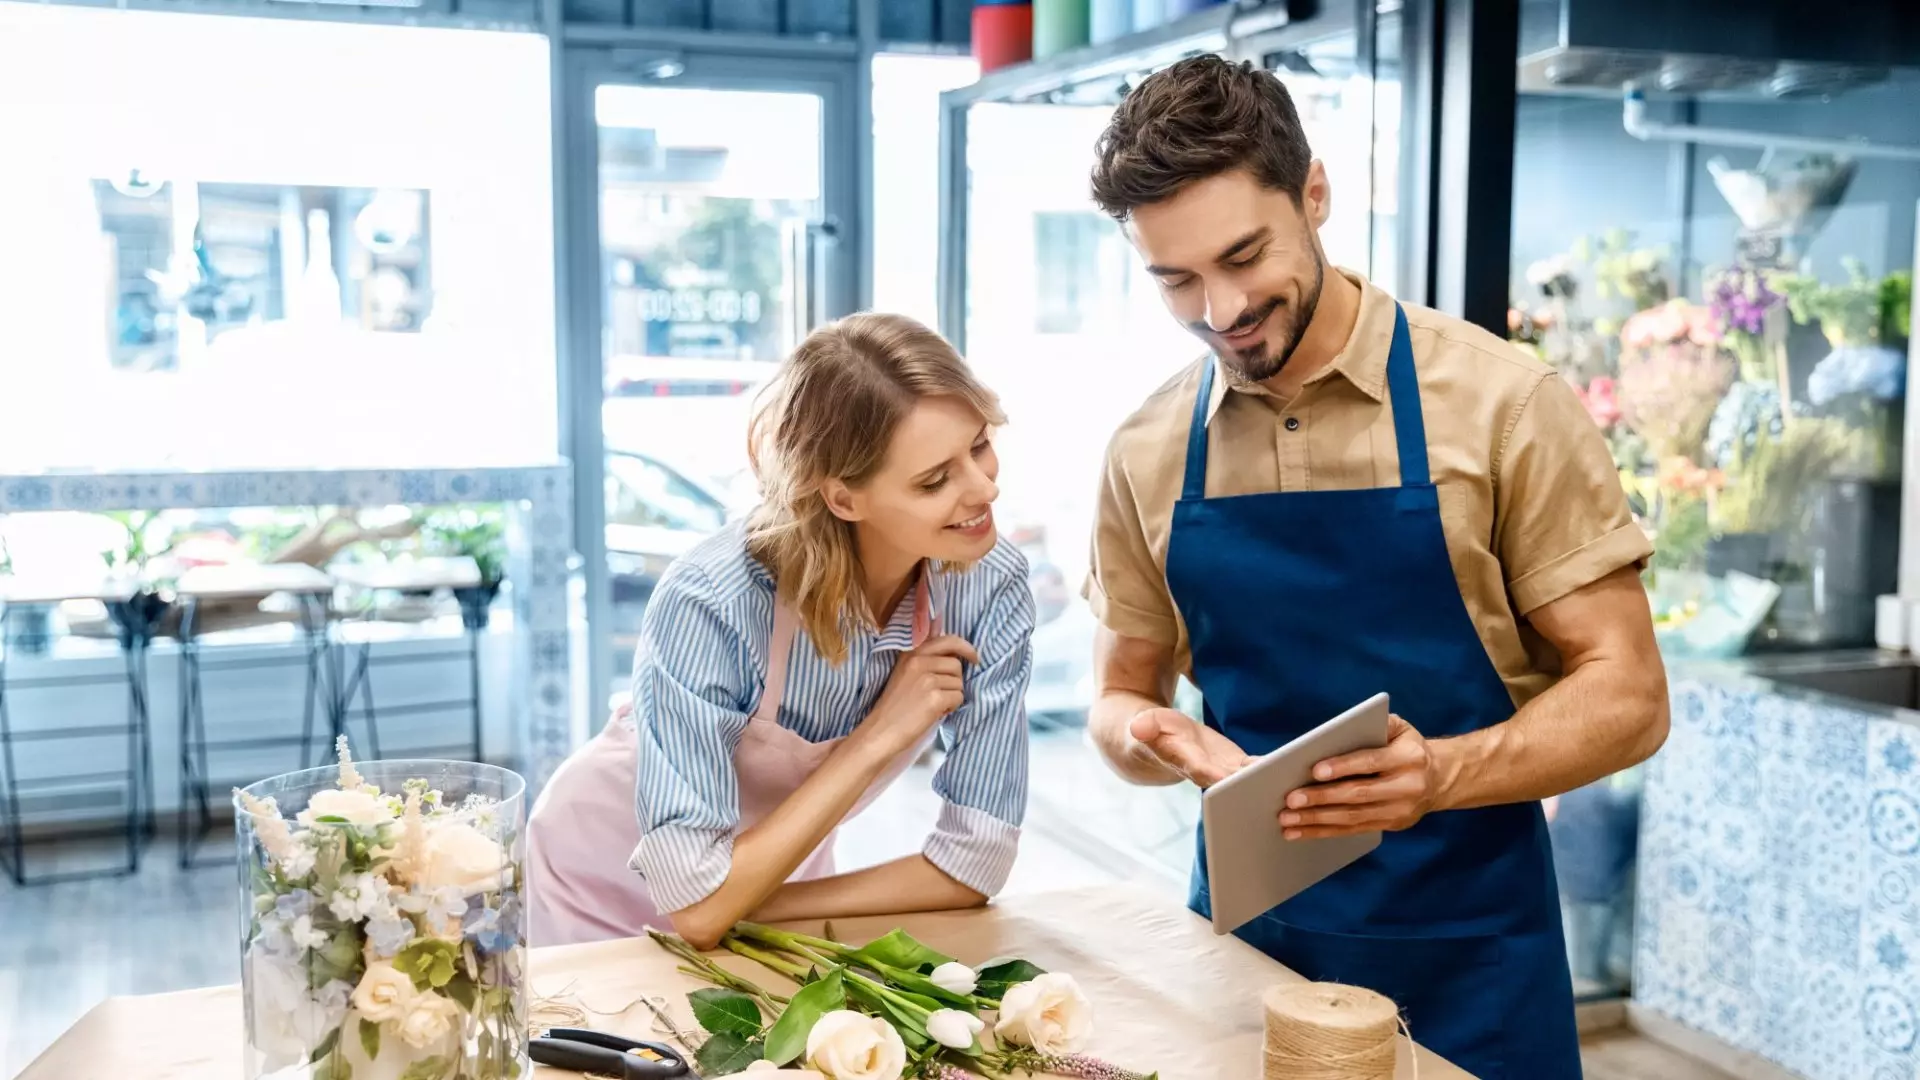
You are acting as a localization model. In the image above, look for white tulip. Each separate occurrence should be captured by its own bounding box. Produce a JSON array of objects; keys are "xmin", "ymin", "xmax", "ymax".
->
[
  {"xmin": 745, "ymin": 1063, "xmax": 826, "ymax": 1076},
  {"xmin": 805, "ymin": 1010, "xmax": 907, "ymax": 1080},
  {"xmin": 929, "ymin": 962, "xmax": 978, "ymax": 995},
  {"xmin": 926, "ymin": 1009, "xmax": 986, "ymax": 1050},
  {"xmin": 993, "ymin": 973, "xmax": 1093, "ymax": 1055}
]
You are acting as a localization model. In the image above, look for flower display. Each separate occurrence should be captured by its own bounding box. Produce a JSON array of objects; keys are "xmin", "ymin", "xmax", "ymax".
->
[
  {"xmin": 650, "ymin": 924, "xmax": 1156, "ymax": 1080},
  {"xmin": 236, "ymin": 739, "xmax": 527, "ymax": 1080},
  {"xmin": 1808, "ymin": 344, "xmax": 1906, "ymax": 407},
  {"xmin": 1576, "ymin": 376, "xmax": 1623, "ymax": 430},
  {"xmin": 1616, "ymin": 302, "xmax": 1736, "ymax": 463},
  {"xmin": 1704, "ymin": 381, "xmax": 1786, "ymax": 469}
]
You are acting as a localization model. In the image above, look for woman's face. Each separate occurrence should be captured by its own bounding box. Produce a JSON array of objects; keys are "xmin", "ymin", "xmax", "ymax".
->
[{"xmin": 828, "ymin": 394, "xmax": 1000, "ymax": 566}]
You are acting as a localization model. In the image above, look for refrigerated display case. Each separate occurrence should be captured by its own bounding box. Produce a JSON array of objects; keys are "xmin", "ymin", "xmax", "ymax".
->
[{"xmin": 1507, "ymin": 0, "xmax": 1920, "ymax": 1005}]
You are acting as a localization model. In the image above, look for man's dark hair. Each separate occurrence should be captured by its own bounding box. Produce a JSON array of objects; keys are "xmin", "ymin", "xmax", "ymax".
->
[{"xmin": 1090, "ymin": 54, "xmax": 1312, "ymax": 221}]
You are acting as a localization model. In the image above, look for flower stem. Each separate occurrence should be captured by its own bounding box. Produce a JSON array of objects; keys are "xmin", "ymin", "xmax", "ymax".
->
[
  {"xmin": 648, "ymin": 930, "xmax": 788, "ymax": 1009},
  {"xmin": 723, "ymin": 938, "xmax": 814, "ymax": 982}
]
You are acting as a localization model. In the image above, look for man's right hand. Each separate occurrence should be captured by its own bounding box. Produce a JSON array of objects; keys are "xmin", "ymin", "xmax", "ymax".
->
[{"xmin": 1127, "ymin": 708, "xmax": 1251, "ymax": 788}]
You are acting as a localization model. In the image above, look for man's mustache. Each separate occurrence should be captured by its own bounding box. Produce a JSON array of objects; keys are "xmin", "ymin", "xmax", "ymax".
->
[{"xmin": 1189, "ymin": 296, "xmax": 1283, "ymax": 338}]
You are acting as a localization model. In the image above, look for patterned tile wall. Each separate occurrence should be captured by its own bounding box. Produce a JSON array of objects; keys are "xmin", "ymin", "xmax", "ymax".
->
[{"xmin": 1637, "ymin": 676, "xmax": 1920, "ymax": 1080}]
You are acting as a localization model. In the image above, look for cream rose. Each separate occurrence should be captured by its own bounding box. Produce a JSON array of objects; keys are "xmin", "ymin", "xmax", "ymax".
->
[
  {"xmin": 298, "ymin": 788, "xmax": 397, "ymax": 827},
  {"xmin": 396, "ymin": 991, "xmax": 462, "ymax": 1050},
  {"xmin": 419, "ymin": 821, "xmax": 510, "ymax": 896},
  {"xmin": 350, "ymin": 962, "xmax": 417, "ymax": 1024},
  {"xmin": 993, "ymin": 973, "xmax": 1092, "ymax": 1054},
  {"xmin": 804, "ymin": 1010, "xmax": 907, "ymax": 1080},
  {"xmin": 926, "ymin": 1009, "xmax": 985, "ymax": 1050}
]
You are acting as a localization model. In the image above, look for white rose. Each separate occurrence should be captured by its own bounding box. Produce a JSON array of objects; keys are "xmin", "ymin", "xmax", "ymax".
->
[
  {"xmin": 993, "ymin": 973, "xmax": 1092, "ymax": 1054},
  {"xmin": 805, "ymin": 1011, "xmax": 907, "ymax": 1080},
  {"xmin": 929, "ymin": 962, "xmax": 978, "ymax": 995},
  {"xmin": 350, "ymin": 961, "xmax": 418, "ymax": 1024},
  {"xmin": 298, "ymin": 788, "xmax": 397, "ymax": 827},
  {"xmin": 926, "ymin": 1009, "xmax": 985, "ymax": 1050},
  {"xmin": 396, "ymin": 992, "xmax": 462, "ymax": 1050},
  {"xmin": 419, "ymin": 821, "xmax": 510, "ymax": 896}
]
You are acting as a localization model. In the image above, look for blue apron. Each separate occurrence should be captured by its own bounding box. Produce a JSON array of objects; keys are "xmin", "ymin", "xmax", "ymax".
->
[{"xmin": 1166, "ymin": 306, "xmax": 1580, "ymax": 1080}]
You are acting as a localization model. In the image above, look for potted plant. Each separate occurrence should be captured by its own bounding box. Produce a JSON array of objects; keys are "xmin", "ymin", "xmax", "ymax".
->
[
  {"xmin": 99, "ymin": 510, "xmax": 174, "ymax": 649},
  {"xmin": 421, "ymin": 505, "xmax": 507, "ymax": 631}
]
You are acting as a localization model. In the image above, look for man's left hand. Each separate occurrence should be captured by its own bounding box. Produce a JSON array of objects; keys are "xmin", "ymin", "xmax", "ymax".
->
[{"xmin": 1279, "ymin": 713, "xmax": 1446, "ymax": 840}]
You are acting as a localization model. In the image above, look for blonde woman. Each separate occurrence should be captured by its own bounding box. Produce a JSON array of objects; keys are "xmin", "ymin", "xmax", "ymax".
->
[{"xmin": 528, "ymin": 313, "xmax": 1034, "ymax": 949}]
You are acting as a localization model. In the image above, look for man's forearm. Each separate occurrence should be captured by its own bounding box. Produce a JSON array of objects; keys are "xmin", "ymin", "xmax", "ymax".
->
[
  {"xmin": 1089, "ymin": 689, "xmax": 1185, "ymax": 786},
  {"xmin": 1433, "ymin": 657, "xmax": 1669, "ymax": 811}
]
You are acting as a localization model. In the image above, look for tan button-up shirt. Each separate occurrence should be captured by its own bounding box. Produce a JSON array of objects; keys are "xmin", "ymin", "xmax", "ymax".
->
[{"xmin": 1085, "ymin": 269, "xmax": 1654, "ymax": 710}]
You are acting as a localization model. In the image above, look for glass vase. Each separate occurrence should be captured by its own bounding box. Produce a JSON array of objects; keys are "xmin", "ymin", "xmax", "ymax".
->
[{"xmin": 236, "ymin": 758, "xmax": 529, "ymax": 1080}]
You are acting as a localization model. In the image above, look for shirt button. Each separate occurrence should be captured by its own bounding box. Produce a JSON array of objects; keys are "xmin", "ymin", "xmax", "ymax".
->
[{"xmin": 1284, "ymin": 417, "xmax": 1300, "ymax": 431}]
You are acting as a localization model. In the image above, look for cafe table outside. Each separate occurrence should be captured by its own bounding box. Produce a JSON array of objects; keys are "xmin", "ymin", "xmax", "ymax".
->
[{"xmin": 17, "ymin": 886, "xmax": 1472, "ymax": 1080}]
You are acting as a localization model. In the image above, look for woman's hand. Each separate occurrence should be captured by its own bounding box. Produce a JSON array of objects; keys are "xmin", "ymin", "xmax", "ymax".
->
[{"xmin": 860, "ymin": 635, "xmax": 980, "ymax": 757}]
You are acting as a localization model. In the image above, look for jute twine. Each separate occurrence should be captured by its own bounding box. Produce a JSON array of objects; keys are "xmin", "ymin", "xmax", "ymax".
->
[{"xmin": 1261, "ymin": 982, "xmax": 1413, "ymax": 1080}]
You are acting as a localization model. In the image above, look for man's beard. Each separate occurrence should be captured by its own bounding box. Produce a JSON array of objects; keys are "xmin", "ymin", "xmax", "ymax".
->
[{"xmin": 1213, "ymin": 255, "xmax": 1325, "ymax": 385}]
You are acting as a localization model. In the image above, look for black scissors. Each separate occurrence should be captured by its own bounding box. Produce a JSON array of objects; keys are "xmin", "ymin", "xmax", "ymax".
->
[{"xmin": 529, "ymin": 1026, "xmax": 698, "ymax": 1078}]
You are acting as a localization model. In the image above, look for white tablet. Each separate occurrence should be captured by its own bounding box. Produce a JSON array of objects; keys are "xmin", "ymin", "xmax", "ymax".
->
[{"xmin": 1200, "ymin": 693, "xmax": 1391, "ymax": 936}]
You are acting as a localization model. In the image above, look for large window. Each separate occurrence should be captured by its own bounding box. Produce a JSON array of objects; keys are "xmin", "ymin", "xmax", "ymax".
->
[{"xmin": 0, "ymin": 5, "xmax": 557, "ymax": 472}]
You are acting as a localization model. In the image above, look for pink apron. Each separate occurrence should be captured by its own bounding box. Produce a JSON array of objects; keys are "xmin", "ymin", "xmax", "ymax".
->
[{"xmin": 526, "ymin": 577, "xmax": 939, "ymax": 947}]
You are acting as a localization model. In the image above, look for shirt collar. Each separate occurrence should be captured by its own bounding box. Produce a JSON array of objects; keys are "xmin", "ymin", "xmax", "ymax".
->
[
  {"xmin": 871, "ymin": 562, "xmax": 943, "ymax": 654},
  {"xmin": 1205, "ymin": 267, "xmax": 1395, "ymax": 423}
]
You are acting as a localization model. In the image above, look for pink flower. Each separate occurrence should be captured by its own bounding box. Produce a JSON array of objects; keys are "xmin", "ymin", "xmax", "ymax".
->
[
  {"xmin": 1621, "ymin": 300, "xmax": 1722, "ymax": 349},
  {"xmin": 1578, "ymin": 377, "xmax": 1623, "ymax": 430}
]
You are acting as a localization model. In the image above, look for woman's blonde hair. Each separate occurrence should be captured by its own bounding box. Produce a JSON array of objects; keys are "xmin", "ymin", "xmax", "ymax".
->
[{"xmin": 746, "ymin": 312, "xmax": 1005, "ymax": 665}]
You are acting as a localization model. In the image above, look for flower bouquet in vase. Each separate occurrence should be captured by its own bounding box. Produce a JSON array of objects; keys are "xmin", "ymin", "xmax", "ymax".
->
[{"xmin": 235, "ymin": 739, "xmax": 528, "ymax": 1080}]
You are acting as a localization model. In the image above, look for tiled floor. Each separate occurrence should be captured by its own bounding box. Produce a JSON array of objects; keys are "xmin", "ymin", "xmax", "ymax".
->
[{"xmin": 1, "ymin": 735, "xmax": 1740, "ymax": 1079}]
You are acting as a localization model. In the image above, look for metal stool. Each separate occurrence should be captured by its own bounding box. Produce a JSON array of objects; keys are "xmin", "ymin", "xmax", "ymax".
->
[
  {"xmin": 0, "ymin": 575, "xmax": 159, "ymax": 885},
  {"xmin": 174, "ymin": 563, "xmax": 334, "ymax": 869},
  {"xmin": 329, "ymin": 557, "xmax": 486, "ymax": 763}
]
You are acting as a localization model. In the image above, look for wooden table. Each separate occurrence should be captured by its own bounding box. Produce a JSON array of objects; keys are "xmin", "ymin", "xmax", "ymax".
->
[{"xmin": 19, "ymin": 887, "xmax": 1472, "ymax": 1079}]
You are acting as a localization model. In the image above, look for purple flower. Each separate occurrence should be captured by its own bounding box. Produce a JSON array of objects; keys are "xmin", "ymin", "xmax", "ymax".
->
[
  {"xmin": 462, "ymin": 891, "xmax": 521, "ymax": 955},
  {"xmin": 273, "ymin": 889, "xmax": 314, "ymax": 922},
  {"xmin": 1708, "ymin": 265, "xmax": 1784, "ymax": 337}
]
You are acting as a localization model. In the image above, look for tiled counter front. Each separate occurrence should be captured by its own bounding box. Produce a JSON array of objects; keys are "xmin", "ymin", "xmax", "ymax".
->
[
  {"xmin": 1636, "ymin": 674, "xmax": 1920, "ymax": 1080},
  {"xmin": 0, "ymin": 463, "xmax": 585, "ymax": 788}
]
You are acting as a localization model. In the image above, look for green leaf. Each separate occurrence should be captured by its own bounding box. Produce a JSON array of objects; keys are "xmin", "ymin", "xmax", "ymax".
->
[
  {"xmin": 881, "ymin": 967, "xmax": 974, "ymax": 1010},
  {"xmin": 871, "ymin": 995, "xmax": 931, "ymax": 1050},
  {"xmin": 689, "ymin": 988, "xmax": 762, "ymax": 1038},
  {"xmin": 315, "ymin": 815, "xmax": 351, "ymax": 823},
  {"xmin": 693, "ymin": 1033, "xmax": 765, "ymax": 1075},
  {"xmin": 312, "ymin": 1057, "xmax": 353, "ymax": 1080},
  {"xmin": 397, "ymin": 1055, "xmax": 452, "ymax": 1080},
  {"xmin": 357, "ymin": 1018, "xmax": 381, "ymax": 1062},
  {"xmin": 763, "ymin": 969, "xmax": 844, "ymax": 1065},
  {"xmin": 444, "ymin": 975, "xmax": 477, "ymax": 1012},
  {"xmin": 849, "ymin": 930, "xmax": 953, "ymax": 974},
  {"xmin": 975, "ymin": 958, "xmax": 1047, "ymax": 1000},
  {"xmin": 309, "ymin": 1027, "xmax": 341, "ymax": 1063}
]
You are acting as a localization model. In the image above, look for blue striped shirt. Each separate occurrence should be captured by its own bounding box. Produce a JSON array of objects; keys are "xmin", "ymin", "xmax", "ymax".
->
[{"xmin": 626, "ymin": 521, "xmax": 1034, "ymax": 913}]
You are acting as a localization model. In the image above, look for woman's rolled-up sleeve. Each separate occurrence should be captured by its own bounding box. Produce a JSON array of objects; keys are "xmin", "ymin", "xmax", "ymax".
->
[
  {"xmin": 924, "ymin": 569, "xmax": 1034, "ymax": 897},
  {"xmin": 625, "ymin": 561, "xmax": 756, "ymax": 914}
]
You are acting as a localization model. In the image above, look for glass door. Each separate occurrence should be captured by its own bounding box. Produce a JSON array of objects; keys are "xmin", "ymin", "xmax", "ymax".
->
[{"xmin": 562, "ymin": 51, "xmax": 857, "ymax": 708}]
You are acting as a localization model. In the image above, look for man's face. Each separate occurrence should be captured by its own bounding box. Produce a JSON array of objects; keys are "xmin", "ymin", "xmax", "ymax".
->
[{"xmin": 1126, "ymin": 165, "xmax": 1331, "ymax": 384}]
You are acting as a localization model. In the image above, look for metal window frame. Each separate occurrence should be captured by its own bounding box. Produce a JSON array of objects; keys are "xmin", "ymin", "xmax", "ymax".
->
[{"xmin": 552, "ymin": 29, "xmax": 865, "ymax": 714}]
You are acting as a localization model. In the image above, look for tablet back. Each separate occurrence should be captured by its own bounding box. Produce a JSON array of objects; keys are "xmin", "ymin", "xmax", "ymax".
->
[{"xmin": 1200, "ymin": 693, "xmax": 1391, "ymax": 936}]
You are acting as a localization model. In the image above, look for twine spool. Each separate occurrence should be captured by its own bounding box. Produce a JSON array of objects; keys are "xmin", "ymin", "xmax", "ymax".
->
[{"xmin": 1261, "ymin": 982, "xmax": 1408, "ymax": 1080}]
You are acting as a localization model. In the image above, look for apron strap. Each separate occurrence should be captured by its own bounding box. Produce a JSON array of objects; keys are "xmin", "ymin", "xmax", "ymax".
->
[
  {"xmin": 1384, "ymin": 303, "xmax": 1431, "ymax": 487},
  {"xmin": 1181, "ymin": 360, "xmax": 1217, "ymax": 502},
  {"xmin": 750, "ymin": 601, "xmax": 800, "ymax": 724},
  {"xmin": 752, "ymin": 563, "xmax": 941, "ymax": 725}
]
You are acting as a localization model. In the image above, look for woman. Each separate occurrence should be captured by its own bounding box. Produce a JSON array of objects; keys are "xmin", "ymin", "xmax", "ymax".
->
[{"xmin": 528, "ymin": 312, "xmax": 1035, "ymax": 949}]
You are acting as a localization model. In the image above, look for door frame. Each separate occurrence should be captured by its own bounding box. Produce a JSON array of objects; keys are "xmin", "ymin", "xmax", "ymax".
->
[{"xmin": 556, "ymin": 43, "xmax": 861, "ymax": 715}]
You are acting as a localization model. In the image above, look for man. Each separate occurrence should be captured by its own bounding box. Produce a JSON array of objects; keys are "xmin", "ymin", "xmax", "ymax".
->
[{"xmin": 1083, "ymin": 55, "xmax": 1669, "ymax": 1078}]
